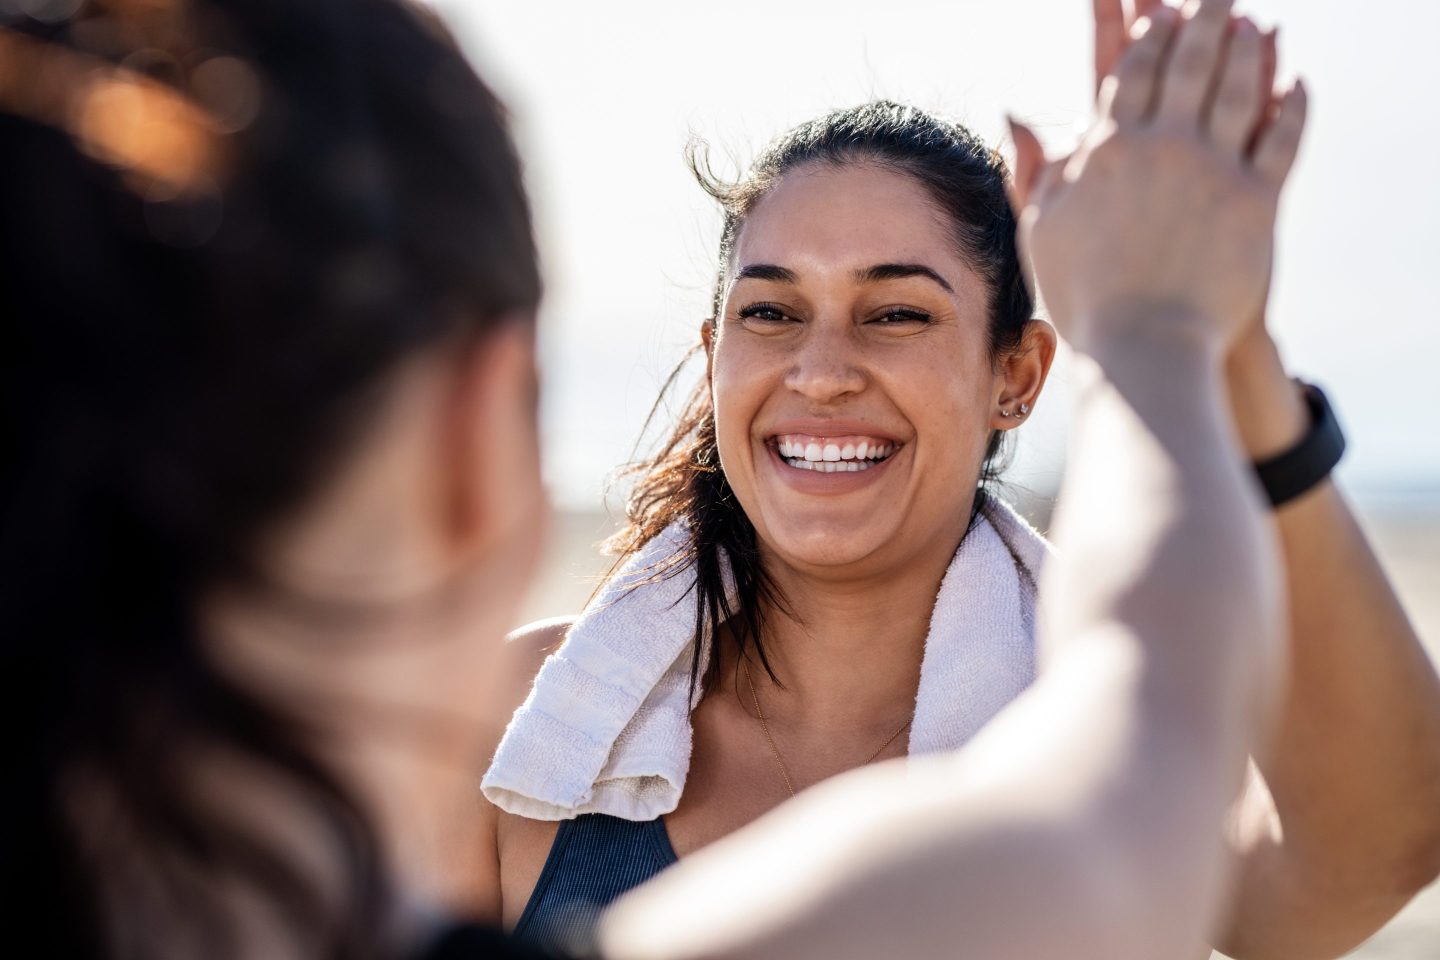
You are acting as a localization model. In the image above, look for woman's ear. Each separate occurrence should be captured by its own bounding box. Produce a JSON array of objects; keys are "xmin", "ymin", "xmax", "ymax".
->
[
  {"xmin": 701, "ymin": 319, "xmax": 716, "ymax": 378},
  {"xmin": 247, "ymin": 317, "xmax": 546, "ymax": 610},
  {"xmin": 991, "ymin": 320, "xmax": 1058, "ymax": 430},
  {"xmin": 441, "ymin": 316, "xmax": 548, "ymax": 578}
]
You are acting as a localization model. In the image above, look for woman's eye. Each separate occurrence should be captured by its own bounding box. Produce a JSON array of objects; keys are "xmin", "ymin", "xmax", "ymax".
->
[
  {"xmin": 871, "ymin": 308, "xmax": 932, "ymax": 325},
  {"xmin": 737, "ymin": 304, "xmax": 793, "ymax": 324}
]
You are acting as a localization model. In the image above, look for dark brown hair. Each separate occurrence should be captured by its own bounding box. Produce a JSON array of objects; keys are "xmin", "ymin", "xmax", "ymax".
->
[
  {"xmin": 0, "ymin": 1, "xmax": 537, "ymax": 955},
  {"xmin": 610, "ymin": 100, "xmax": 1033, "ymax": 694}
]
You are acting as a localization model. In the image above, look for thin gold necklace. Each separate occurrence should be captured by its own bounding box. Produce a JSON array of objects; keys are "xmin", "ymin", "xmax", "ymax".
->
[{"xmin": 742, "ymin": 658, "xmax": 913, "ymax": 799}]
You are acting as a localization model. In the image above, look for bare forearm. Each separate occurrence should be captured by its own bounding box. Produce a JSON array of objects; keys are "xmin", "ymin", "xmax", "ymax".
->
[
  {"xmin": 1047, "ymin": 332, "xmax": 1282, "ymax": 690},
  {"xmin": 1265, "ymin": 484, "xmax": 1440, "ymax": 885},
  {"xmin": 1036, "ymin": 332, "xmax": 1285, "ymax": 946},
  {"xmin": 1219, "ymin": 334, "xmax": 1440, "ymax": 958}
]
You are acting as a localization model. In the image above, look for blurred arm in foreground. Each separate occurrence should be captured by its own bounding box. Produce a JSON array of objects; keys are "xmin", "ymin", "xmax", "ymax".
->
[
  {"xmin": 601, "ymin": 3, "xmax": 1289, "ymax": 957},
  {"xmin": 1095, "ymin": 3, "xmax": 1440, "ymax": 955}
]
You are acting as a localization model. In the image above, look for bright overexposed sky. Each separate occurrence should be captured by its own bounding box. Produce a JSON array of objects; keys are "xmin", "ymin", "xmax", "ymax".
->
[{"xmin": 436, "ymin": 0, "xmax": 1440, "ymax": 509}]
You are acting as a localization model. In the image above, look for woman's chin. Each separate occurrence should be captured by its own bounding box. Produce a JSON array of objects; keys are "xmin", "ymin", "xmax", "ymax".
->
[{"xmin": 758, "ymin": 520, "xmax": 900, "ymax": 574}]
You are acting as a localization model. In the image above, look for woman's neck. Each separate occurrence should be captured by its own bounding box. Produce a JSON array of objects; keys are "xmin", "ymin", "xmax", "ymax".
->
[
  {"xmin": 202, "ymin": 582, "xmax": 517, "ymax": 942},
  {"xmin": 735, "ymin": 515, "xmax": 971, "ymax": 735}
]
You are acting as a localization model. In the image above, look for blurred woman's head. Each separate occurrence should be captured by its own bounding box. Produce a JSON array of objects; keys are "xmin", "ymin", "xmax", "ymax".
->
[
  {"xmin": 0, "ymin": 0, "xmax": 543, "ymax": 953},
  {"xmin": 619, "ymin": 101, "xmax": 1053, "ymax": 681}
]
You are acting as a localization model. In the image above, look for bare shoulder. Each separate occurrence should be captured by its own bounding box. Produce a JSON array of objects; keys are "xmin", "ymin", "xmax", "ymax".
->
[
  {"xmin": 484, "ymin": 618, "xmax": 575, "ymax": 924},
  {"xmin": 452, "ymin": 617, "xmax": 575, "ymax": 922},
  {"xmin": 506, "ymin": 614, "xmax": 575, "ymax": 652},
  {"xmin": 473, "ymin": 615, "xmax": 573, "ymax": 843},
  {"xmin": 474, "ymin": 616, "xmax": 575, "ymax": 762},
  {"xmin": 500, "ymin": 615, "xmax": 574, "ymax": 701}
]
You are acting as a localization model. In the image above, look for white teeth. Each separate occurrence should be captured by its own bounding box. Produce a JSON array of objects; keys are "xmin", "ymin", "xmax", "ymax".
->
[
  {"xmin": 773, "ymin": 435, "xmax": 899, "ymax": 469},
  {"xmin": 783, "ymin": 458, "xmax": 878, "ymax": 473}
]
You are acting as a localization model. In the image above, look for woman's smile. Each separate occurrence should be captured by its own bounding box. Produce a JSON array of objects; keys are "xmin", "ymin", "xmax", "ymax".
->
[
  {"xmin": 763, "ymin": 433, "xmax": 902, "ymax": 493},
  {"xmin": 772, "ymin": 435, "xmax": 897, "ymax": 469},
  {"xmin": 761, "ymin": 419, "xmax": 905, "ymax": 494}
]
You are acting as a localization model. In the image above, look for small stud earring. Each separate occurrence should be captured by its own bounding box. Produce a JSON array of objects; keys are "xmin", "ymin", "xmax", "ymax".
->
[
  {"xmin": 1019, "ymin": 403, "xmax": 1030, "ymax": 415},
  {"xmin": 1000, "ymin": 409, "xmax": 1012, "ymax": 418}
]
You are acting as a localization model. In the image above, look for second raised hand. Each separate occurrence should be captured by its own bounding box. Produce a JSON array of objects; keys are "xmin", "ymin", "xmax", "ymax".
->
[{"xmin": 1010, "ymin": 0, "xmax": 1307, "ymax": 357}]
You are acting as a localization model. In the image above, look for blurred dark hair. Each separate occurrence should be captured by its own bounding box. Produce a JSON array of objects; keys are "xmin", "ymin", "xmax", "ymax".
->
[
  {"xmin": 0, "ymin": 0, "xmax": 538, "ymax": 955},
  {"xmin": 610, "ymin": 100, "xmax": 1033, "ymax": 691}
]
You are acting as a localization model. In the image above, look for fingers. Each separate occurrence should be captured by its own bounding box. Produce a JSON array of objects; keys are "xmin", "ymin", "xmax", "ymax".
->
[
  {"xmin": 1259, "ymin": 27, "xmax": 1278, "ymax": 108},
  {"xmin": 1207, "ymin": 17, "xmax": 1265, "ymax": 155},
  {"xmin": 1132, "ymin": 0, "xmax": 1167, "ymax": 16},
  {"xmin": 1252, "ymin": 79, "xmax": 1307, "ymax": 186},
  {"xmin": 1246, "ymin": 27, "xmax": 1279, "ymax": 151},
  {"xmin": 1104, "ymin": 6, "xmax": 1181, "ymax": 127},
  {"xmin": 1006, "ymin": 116, "xmax": 1049, "ymax": 213},
  {"xmin": 1093, "ymin": 0, "xmax": 1129, "ymax": 94},
  {"xmin": 1154, "ymin": 0, "xmax": 1236, "ymax": 127}
]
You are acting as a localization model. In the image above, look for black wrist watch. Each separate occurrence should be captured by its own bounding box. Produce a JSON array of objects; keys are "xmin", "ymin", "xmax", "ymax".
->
[{"xmin": 1252, "ymin": 381, "xmax": 1346, "ymax": 509}]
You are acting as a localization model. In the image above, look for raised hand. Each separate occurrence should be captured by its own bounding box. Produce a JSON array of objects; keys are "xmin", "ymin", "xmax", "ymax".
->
[
  {"xmin": 1094, "ymin": 0, "xmax": 1281, "ymax": 340},
  {"xmin": 1009, "ymin": 0, "xmax": 1306, "ymax": 356}
]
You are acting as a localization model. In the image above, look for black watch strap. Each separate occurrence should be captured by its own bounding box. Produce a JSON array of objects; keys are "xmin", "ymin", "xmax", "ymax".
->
[{"xmin": 1253, "ymin": 381, "xmax": 1346, "ymax": 509}]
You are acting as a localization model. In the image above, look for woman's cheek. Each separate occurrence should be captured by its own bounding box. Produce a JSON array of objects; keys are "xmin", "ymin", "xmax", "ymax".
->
[
  {"xmin": 710, "ymin": 348, "xmax": 764, "ymax": 494},
  {"xmin": 908, "ymin": 368, "xmax": 991, "ymax": 489}
]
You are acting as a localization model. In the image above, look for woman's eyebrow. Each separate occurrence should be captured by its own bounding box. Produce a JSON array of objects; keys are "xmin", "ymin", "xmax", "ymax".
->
[
  {"xmin": 733, "ymin": 262, "xmax": 955, "ymax": 294},
  {"xmin": 856, "ymin": 263, "xmax": 955, "ymax": 293},
  {"xmin": 735, "ymin": 263, "xmax": 798, "ymax": 284}
]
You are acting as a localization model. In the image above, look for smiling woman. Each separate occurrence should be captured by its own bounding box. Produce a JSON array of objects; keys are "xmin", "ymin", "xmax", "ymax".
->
[
  {"xmin": 705, "ymin": 156, "xmax": 1053, "ymax": 579},
  {"xmin": 478, "ymin": 101, "xmax": 1060, "ymax": 948}
]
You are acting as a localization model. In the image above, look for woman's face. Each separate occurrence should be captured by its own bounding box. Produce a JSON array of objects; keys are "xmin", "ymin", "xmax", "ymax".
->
[{"xmin": 710, "ymin": 161, "xmax": 1009, "ymax": 576}]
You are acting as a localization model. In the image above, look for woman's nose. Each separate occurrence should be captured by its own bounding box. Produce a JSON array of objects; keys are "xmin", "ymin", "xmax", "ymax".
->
[{"xmin": 783, "ymin": 324, "xmax": 866, "ymax": 404}]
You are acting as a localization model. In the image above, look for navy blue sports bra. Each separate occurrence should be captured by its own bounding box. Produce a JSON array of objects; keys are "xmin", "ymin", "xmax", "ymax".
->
[{"xmin": 514, "ymin": 814, "xmax": 678, "ymax": 954}]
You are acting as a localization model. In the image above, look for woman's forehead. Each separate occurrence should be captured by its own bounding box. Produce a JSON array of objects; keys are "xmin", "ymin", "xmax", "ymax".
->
[
  {"xmin": 729, "ymin": 163, "xmax": 980, "ymax": 295},
  {"xmin": 733, "ymin": 164, "xmax": 964, "ymax": 269}
]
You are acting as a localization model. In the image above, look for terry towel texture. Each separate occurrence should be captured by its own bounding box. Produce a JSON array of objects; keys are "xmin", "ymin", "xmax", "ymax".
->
[{"xmin": 483, "ymin": 495, "xmax": 1052, "ymax": 822}]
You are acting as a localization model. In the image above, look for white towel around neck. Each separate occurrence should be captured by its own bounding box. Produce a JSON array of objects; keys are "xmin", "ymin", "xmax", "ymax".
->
[{"xmin": 482, "ymin": 495, "xmax": 1052, "ymax": 822}]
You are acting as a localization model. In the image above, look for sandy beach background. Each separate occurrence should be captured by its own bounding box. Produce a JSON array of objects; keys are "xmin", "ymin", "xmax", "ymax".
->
[{"xmin": 511, "ymin": 492, "xmax": 1440, "ymax": 959}]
